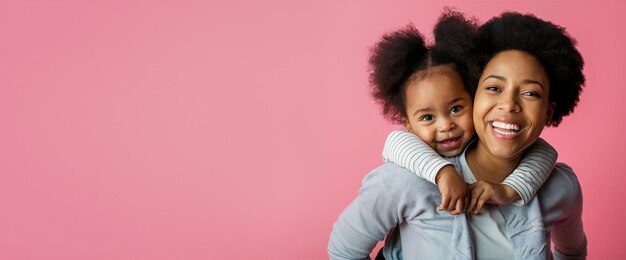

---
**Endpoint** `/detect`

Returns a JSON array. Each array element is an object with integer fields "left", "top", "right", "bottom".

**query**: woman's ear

[
  {"left": 402, "top": 117, "right": 414, "bottom": 133},
  {"left": 546, "top": 102, "right": 556, "bottom": 124}
]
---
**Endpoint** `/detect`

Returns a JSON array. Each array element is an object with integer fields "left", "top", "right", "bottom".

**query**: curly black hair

[
  {"left": 475, "top": 12, "right": 585, "bottom": 127},
  {"left": 368, "top": 9, "right": 479, "bottom": 124}
]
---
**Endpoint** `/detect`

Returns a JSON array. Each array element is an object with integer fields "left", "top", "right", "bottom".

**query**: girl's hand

[
  {"left": 435, "top": 165, "right": 468, "bottom": 215},
  {"left": 467, "top": 181, "right": 517, "bottom": 214}
]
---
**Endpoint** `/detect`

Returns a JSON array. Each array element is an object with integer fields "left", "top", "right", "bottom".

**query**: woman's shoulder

[
  {"left": 363, "top": 163, "right": 440, "bottom": 202},
  {"left": 543, "top": 163, "right": 581, "bottom": 191},
  {"left": 368, "top": 163, "right": 438, "bottom": 189},
  {"left": 538, "top": 162, "right": 583, "bottom": 211}
]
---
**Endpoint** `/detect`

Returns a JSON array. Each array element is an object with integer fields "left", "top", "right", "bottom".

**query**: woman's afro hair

[
  {"left": 368, "top": 9, "right": 479, "bottom": 124},
  {"left": 475, "top": 12, "right": 585, "bottom": 127}
]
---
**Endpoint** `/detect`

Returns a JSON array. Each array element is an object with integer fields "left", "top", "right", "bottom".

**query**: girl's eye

[
  {"left": 420, "top": 115, "right": 434, "bottom": 121},
  {"left": 450, "top": 105, "right": 463, "bottom": 114},
  {"left": 486, "top": 86, "right": 501, "bottom": 92}
]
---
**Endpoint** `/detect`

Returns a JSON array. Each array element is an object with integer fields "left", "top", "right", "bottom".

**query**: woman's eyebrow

[
  {"left": 482, "top": 75, "right": 506, "bottom": 82},
  {"left": 482, "top": 75, "right": 545, "bottom": 89},
  {"left": 521, "top": 79, "right": 545, "bottom": 89}
]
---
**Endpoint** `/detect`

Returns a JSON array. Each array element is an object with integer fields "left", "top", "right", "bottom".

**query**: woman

[{"left": 328, "top": 11, "right": 586, "bottom": 260}]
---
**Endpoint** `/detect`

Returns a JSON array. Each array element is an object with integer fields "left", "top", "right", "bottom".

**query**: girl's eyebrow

[
  {"left": 446, "top": 97, "right": 465, "bottom": 106},
  {"left": 412, "top": 107, "right": 432, "bottom": 117}
]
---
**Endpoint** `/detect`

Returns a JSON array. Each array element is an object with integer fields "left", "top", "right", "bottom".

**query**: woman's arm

[
  {"left": 550, "top": 164, "right": 587, "bottom": 260},
  {"left": 328, "top": 166, "right": 403, "bottom": 260}
]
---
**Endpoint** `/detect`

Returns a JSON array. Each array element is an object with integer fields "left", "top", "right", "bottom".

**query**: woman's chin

[{"left": 486, "top": 144, "right": 527, "bottom": 160}]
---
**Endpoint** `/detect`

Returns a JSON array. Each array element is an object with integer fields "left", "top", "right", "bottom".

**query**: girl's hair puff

[{"left": 369, "top": 9, "right": 479, "bottom": 124}]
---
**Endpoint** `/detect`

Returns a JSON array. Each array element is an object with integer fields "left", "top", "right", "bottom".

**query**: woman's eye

[
  {"left": 450, "top": 105, "right": 463, "bottom": 114},
  {"left": 522, "top": 91, "right": 541, "bottom": 98},
  {"left": 420, "top": 115, "right": 434, "bottom": 121}
]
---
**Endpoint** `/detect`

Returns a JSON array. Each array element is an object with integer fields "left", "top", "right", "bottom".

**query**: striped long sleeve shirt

[{"left": 382, "top": 130, "right": 558, "bottom": 205}]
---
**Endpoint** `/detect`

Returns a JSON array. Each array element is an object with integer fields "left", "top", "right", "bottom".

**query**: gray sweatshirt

[{"left": 328, "top": 156, "right": 586, "bottom": 259}]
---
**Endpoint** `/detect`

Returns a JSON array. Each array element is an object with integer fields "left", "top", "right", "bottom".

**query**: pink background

[{"left": 1, "top": 0, "right": 624, "bottom": 259}]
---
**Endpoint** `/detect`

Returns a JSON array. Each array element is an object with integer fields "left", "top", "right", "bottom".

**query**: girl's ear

[
  {"left": 402, "top": 117, "right": 413, "bottom": 133},
  {"left": 546, "top": 102, "right": 556, "bottom": 125}
]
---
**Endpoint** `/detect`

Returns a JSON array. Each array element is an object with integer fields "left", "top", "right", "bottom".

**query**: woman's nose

[{"left": 497, "top": 91, "right": 521, "bottom": 112}]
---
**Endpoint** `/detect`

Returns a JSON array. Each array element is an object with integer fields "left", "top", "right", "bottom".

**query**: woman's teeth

[{"left": 491, "top": 121, "right": 521, "bottom": 135}]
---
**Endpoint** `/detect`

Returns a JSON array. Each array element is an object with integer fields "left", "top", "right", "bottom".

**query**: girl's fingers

[
  {"left": 453, "top": 199, "right": 464, "bottom": 215},
  {"left": 438, "top": 194, "right": 451, "bottom": 211},
  {"left": 469, "top": 187, "right": 483, "bottom": 213},
  {"left": 474, "top": 191, "right": 490, "bottom": 214}
]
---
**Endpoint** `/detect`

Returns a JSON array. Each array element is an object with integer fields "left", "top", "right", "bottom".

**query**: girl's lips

[{"left": 439, "top": 137, "right": 461, "bottom": 149}]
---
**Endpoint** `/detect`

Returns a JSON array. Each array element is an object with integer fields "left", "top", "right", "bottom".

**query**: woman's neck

[{"left": 465, "top": 141, "right": 524, "bottom": 183}]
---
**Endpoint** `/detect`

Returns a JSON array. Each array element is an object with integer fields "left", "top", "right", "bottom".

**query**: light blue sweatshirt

[{"left": 327, "top": 156, "right": 586, "bottom": 259}]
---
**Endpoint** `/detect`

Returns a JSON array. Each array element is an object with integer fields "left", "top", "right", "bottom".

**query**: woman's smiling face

[{"left": 473, "top": 50, "right": 555, "bottom": 160}]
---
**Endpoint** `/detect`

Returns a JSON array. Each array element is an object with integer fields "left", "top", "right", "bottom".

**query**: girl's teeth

[{"left": 491, "top": 121, "right": 520, "bottom": 131}]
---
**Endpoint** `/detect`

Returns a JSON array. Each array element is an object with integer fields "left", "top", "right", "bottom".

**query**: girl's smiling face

[
  {"left": 402, "top": 65, "right": 474, "bottom": 157},
  {"left": 473, "top": 50, "right": 555, "bottom": 160}
]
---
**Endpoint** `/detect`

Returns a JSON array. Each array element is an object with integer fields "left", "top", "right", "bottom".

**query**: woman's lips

[
  {"left": 489, "top": 120, "right": 523, "bottom": 140},
  {"left": 439, "top": 137, "right": 461, "bottom": 149}
]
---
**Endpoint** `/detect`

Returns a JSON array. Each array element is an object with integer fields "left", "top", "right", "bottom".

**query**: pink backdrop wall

[{"left": 1, "top": 0, "right": 624, "bottom": 259}]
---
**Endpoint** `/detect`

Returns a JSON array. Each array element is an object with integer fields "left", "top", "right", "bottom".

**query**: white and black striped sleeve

[
  {"left": 502, "top": 138, "right": 558, "bottom": 206},
  {"left": 382, "top": 130, "right": 452, "bottom": 184}
]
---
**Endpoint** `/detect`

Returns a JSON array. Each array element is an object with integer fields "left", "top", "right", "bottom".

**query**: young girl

[{"left": 367, "top": 11, "right": 556, "bottom": 215}]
